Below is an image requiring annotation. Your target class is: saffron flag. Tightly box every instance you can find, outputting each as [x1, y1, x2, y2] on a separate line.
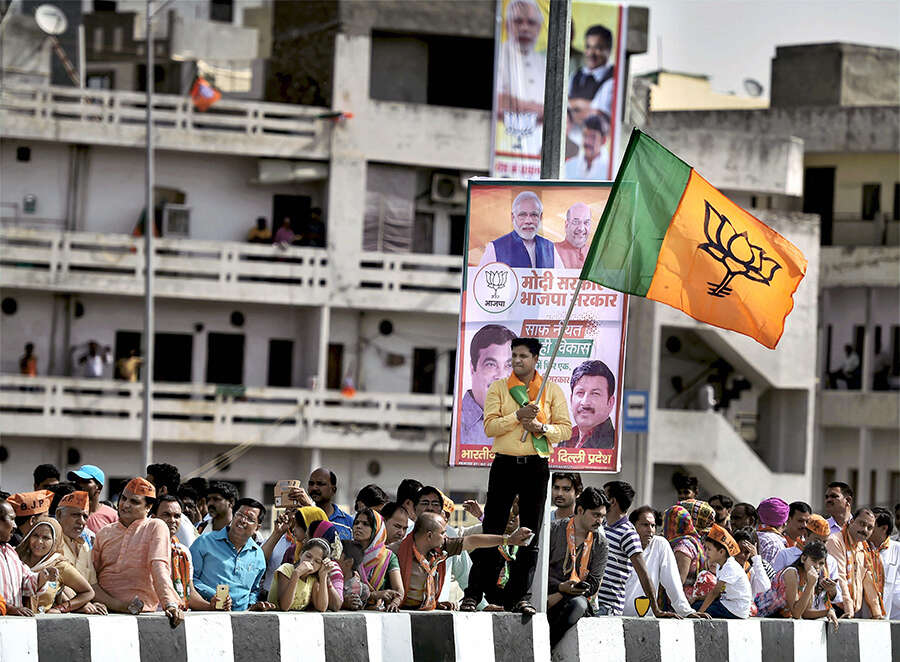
[580, 129, 807, 349]
[190, 76, 221, 112]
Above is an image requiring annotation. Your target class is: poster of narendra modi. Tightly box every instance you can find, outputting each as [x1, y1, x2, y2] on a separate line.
[449, 180, 626, 472]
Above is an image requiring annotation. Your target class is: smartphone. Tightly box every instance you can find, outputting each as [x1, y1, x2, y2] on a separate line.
[574, 581, 591, 592]
[215, 584, 230, 610]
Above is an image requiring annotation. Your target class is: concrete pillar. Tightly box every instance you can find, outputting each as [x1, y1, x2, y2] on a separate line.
[317, 305, 331, 391]
[861, 288, 875, 393]
[857, 427, 871, 507]
[326, 32, 371, 300]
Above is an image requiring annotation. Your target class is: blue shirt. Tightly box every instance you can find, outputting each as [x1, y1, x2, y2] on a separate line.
[190, 526, 266, 611]
[329, 504, 354, 540]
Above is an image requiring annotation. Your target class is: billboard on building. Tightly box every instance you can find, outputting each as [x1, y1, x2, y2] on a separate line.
[449, 180, 627, 472]
[490, 0, 626, 180]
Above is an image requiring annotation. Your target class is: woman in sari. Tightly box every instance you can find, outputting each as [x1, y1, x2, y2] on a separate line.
[17, 519, 93, 613]
[663, 504, 708, 604]
[353, 508, 403, 612]
[269, 538, 331, 612]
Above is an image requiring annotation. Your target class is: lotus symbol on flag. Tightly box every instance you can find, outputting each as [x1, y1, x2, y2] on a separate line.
[485, 269, 508, 298]
[698, 201, 781, 298]
[504, 111, 538, 150]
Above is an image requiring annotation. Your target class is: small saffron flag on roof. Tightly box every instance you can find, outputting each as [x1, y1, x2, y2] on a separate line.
[190, 76, 221, 112]
[580, 129, 807, 349]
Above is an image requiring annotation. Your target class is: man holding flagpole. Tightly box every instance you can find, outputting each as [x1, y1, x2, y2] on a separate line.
[460, 338, 572, 614]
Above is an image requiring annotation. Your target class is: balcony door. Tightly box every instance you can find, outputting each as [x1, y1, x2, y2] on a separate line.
[411, 347, 437, 394]
[803, 167, 835, 245]
[207, 333, 245, 385]
[113, 330, 192, 382]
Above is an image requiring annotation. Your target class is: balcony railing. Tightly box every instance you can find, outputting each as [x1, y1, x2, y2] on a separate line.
[0, 375, 451, 450]
[0, 84, 331, 158]
[1, 227, 466, 312]
[818, 390, 899, 429]
[0, 227, 331, 306]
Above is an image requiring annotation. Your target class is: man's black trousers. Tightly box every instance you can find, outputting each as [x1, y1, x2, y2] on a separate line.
[464, 453, 549, 608]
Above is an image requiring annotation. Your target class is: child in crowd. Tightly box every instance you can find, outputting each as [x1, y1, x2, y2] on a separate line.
[693, 524, 752, 618]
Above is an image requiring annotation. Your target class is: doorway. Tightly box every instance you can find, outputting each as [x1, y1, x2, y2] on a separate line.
[411, 347, 437, 394]
[267, 339, 294, 387]
[803, 167, 835, 245]
[207, 333, 245, 385]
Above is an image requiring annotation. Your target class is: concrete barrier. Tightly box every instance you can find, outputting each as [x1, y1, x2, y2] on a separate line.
[0, 612, 894, 661]
[552, 616, 898, 662]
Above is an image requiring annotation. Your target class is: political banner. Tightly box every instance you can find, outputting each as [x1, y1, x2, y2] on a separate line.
[491, 0, 626, 180]
[449, 180, 627, 472]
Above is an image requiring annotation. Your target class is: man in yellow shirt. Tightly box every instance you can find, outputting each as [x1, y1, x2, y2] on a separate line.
[460, 338, 572, 614]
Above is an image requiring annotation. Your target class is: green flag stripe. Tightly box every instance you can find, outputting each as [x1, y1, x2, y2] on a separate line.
[579, 130, 692, 296]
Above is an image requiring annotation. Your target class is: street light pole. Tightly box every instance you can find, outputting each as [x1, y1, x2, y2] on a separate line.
[141, 0, 155, 471]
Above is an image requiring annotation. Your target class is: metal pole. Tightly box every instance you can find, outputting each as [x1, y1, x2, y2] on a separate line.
[141, 0, 155, 471]
[529, 0, 572, 615]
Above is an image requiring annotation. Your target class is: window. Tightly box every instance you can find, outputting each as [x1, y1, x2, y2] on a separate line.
[862, 183, 881, 220]
[86, 72, 114, 89]
[892, 326, 900, 377]
[267, 339, 294, 387]
[449, 215, 466, 256]
[210, 0, 233, 23]
[870, 470, 877, 508]
[849, 468, 859, 499]
[155, 333, 193, 382]
[890, 471, 900, 505]
[93, 0, 117, 11]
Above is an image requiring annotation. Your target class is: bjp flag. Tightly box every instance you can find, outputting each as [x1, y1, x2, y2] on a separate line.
[580, 129, 807, 349]
[190, 76, 221, 112]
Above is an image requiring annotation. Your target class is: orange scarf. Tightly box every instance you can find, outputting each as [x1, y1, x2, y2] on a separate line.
[868, 538, 888, 610]
[397, 533, 447, 611]
[840, 524, 882, 615]
[507, 371, 550, 456]
[171, 536, 191, 608]
[565, 518, 593, 582]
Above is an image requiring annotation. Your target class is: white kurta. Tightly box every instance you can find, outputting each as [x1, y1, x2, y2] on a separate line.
[622, 535, 693, 617]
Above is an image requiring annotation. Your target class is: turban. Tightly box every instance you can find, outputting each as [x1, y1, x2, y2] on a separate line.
[806, 514, 830, 539]
[707, 523, 740, 557]
[7, 490, 53, 516]
[124, 477, 156, 499]
[757, 497, 789, 527]
[57, 491, 90, 513]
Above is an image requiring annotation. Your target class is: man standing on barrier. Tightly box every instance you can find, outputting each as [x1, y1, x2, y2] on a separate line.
[460, 337, 572, 614]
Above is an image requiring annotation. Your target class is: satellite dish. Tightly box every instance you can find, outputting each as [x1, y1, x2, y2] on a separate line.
[35, 4, 68, 35]
[743, 78, 763, 97]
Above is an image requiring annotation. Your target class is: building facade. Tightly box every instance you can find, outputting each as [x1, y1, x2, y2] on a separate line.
[3, 3, 890, 513]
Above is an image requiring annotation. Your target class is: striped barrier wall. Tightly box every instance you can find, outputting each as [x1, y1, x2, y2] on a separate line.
[0, 612, 895, 662]
[552, 616, 899, 662]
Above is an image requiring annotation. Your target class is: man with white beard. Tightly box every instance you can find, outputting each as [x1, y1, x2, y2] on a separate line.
[478, 191, 560, 269]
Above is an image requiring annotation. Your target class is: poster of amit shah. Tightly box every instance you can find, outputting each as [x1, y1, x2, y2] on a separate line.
[449, 180, 626, 472]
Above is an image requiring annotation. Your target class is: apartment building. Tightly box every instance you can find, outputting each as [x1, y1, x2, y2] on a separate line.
[2, 1, 869, 512]
[643, 42, 900, 508]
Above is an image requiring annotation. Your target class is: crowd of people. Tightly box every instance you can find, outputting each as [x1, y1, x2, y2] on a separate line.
[0, 341, 897, 647]
[0, 460, 896, 641]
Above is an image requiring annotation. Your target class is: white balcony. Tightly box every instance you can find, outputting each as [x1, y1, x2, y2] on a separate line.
[0, 227, 330, 306]
[818, 390, 899, 429]
[820, 246, 900, 287]
[0, 375, 450, 451]
[0, 227, 465, 312]
[0, 85, 331, 159]
[649, 409, 809, 503]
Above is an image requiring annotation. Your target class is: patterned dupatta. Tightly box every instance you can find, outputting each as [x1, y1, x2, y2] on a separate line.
[361, 511, 391, 591]
[170, 536, 191, 608]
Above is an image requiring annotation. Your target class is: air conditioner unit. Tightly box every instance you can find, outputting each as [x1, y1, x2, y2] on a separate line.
[162, 203, 191, 238]
[430, 173, 466, 205]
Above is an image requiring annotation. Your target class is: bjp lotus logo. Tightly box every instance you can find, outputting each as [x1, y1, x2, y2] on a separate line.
[485, 269, 508, 298]
[698, 201, 781, 298]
